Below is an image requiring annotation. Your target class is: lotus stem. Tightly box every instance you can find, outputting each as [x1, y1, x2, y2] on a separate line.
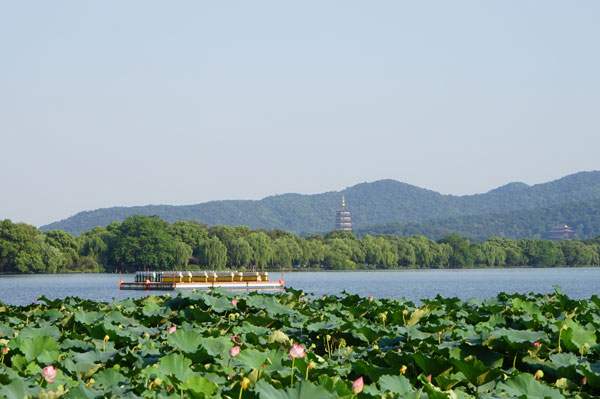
[238, 385, 243, 399]
[290, 357, 295, 386]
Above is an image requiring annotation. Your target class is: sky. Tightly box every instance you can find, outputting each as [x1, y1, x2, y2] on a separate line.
[1, 1, 599, 227]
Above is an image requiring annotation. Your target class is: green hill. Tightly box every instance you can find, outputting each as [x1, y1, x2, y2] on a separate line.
[354, 199, 600, 241]
[40, 170, 600, 236]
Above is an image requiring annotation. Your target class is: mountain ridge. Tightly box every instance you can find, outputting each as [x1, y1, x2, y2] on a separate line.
[40, 170, 600, 236]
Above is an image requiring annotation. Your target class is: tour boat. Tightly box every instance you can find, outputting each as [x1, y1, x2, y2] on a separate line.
[119, 270, 285, 291]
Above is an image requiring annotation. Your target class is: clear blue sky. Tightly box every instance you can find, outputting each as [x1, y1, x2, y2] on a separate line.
[1, 1, 599, 227]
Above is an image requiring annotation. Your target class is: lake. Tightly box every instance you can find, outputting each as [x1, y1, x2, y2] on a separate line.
[0, 267, 598, 306]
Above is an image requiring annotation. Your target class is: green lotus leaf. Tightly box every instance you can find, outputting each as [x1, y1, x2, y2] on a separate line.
[378, 374, 414, 394]
[1, 377, 40, 399]
[19, 326, 61, 340]
[253, 379, 336, 399]
[60, 339, 95, 351]
[402, 325, 433, 342]
[237, 348, 270, 371]
[305, 320, 342, 333]
[490, 328, 547, 349]
[496, 373, 565, 399]
[413, 353, 452, 377]
[547, 353, 581, 380]
[210, 296, 237, 313]
[455, 344, 504, 369]
[156, 352, 194, 382]
[62, 357, 97, 377]
[64, 383, 104, 399]
[168, 329, 204, 353]
[20, 336, 60, 363]
[74, 309, 103, 326]
[182, 375, 218, 397]
[315, 374, 353, 397]
[201, 336, 233, 359]
[451, 356, 502, 387]
[579, 361, 600, 388]
[92, 367, 128, 388]
[246, 296, 296, 316]
[560, 319, 597, 352]
[0, 324, 15, 337]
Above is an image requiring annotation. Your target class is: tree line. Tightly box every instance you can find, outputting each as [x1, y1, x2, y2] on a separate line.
[1, 215, 599, 274]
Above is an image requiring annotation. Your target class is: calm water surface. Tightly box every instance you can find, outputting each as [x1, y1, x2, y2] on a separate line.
[0, 268, 598, 306]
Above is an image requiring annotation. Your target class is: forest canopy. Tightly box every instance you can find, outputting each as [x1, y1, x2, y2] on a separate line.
[2, 215, 600, 274]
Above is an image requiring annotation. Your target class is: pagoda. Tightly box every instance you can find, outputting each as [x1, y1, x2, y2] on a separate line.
[335, 195, 352, 231]
[547, 224, 576, 241]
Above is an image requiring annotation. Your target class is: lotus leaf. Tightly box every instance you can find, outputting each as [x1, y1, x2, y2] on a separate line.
[496, 373, 565, 399]
[253, 379, 337, 399]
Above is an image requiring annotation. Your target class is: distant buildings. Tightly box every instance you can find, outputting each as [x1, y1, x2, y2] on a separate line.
[335, 195, 352, 231]
[547, 224, 577, 241]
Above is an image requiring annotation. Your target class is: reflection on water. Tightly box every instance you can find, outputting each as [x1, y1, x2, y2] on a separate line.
[0, 267, 598, 306]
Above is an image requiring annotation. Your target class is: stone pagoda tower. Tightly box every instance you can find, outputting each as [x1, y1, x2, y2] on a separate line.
[335, 195, 352, 231]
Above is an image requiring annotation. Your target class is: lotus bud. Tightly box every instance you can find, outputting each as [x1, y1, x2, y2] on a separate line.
[168, 326, 177, 334]
[230, 345, 241, 357]
[532, 342, 541, 348]
[232, 299, 238, 307]
[426, 374, 432, 383]
[241, 377, 250, 390]
[582, 376, 587, 385]
[535, 370, 544, 380]
[352, 376, 364, 394]
[2, 347, 9, 355]
[369, 295, 374, 302]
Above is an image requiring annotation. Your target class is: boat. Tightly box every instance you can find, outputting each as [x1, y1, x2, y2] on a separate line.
[119, 270, 285, 291]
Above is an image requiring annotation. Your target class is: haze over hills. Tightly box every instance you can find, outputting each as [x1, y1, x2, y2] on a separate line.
[40, 171, 600, 238]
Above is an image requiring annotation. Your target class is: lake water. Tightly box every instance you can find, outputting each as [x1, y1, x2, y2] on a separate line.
[0, 267, 598, 306]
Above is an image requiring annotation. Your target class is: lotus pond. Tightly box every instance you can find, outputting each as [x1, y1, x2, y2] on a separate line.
[0, 287, 598, 398]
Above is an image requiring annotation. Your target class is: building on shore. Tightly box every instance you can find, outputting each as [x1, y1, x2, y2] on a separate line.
[335, 195, 352, 231]
[547, 224, 577, 241]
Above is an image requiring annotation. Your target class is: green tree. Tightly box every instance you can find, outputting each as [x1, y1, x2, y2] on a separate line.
[229, 238, 253, 267]
[438, 233, 475, 267]
[113, 215, 178, 271]
[197, 236, 227, 270]
[247, 232, 273, 269]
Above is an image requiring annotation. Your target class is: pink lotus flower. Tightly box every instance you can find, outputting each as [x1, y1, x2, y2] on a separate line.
[582, 376, 587, 385]
[1, 347, 8, 355]
[232, 299, 238, 307]
[230, 345, 240, 357]
[369, 295, 374, 302]
[352, 376, 364, 394]
[426, 374, 432, 383]
[43, 365, 58, 384]
[168, 326, 177, 334]
[232, 334, 242, 344]
[532, 342, 541, 348]
[289, 344, 305, 359]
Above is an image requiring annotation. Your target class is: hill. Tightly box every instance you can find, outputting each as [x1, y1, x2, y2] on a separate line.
[40, 170, 600, 236]
[354, 199, 600, 241]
